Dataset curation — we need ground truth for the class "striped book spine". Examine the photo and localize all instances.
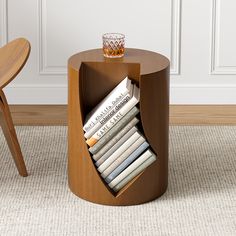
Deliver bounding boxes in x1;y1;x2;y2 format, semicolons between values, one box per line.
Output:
105;141;149;183
94;126;138;163
88;107;139;154
97;132;141;173
84;85;134;139
113;154;156;192
86;85;140;147
83;77;131;132
101;136;145;178
108;149;154;188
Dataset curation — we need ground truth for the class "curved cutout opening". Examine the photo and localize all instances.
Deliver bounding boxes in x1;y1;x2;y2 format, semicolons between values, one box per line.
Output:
79;61;159;197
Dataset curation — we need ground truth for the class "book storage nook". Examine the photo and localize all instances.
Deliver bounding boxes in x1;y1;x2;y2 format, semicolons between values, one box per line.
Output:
68;48;169;206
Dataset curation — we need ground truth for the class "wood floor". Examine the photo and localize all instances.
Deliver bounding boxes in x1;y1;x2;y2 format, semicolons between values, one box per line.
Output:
170;105;236;125
9;105;67;125
8;105;236;125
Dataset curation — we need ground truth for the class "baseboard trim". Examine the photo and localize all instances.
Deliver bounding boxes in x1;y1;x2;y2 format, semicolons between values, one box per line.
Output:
9;105;236;125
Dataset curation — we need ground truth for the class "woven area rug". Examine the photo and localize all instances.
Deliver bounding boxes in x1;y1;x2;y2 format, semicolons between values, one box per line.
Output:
0;126;235;236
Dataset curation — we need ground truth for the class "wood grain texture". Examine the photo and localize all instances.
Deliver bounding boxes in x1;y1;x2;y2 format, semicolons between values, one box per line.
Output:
8;105;236;125
0;38;30;177
170;105;236;125
68;48;169;206
9;105;67;125
0;38;30;89
0;91;27;176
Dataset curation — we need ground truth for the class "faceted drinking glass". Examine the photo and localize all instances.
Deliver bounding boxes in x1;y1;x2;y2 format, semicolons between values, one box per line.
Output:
102;33;125;58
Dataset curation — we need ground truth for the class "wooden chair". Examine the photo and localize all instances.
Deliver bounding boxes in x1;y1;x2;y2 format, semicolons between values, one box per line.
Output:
0;38;31;177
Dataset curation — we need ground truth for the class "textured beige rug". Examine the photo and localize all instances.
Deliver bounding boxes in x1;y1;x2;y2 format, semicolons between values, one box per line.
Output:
0;126;235;236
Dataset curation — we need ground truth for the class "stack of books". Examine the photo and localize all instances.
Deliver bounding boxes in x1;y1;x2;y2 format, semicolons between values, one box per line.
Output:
83;77;157;192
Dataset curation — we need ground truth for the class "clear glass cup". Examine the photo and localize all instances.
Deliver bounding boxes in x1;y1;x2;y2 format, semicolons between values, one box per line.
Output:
102;33;125;58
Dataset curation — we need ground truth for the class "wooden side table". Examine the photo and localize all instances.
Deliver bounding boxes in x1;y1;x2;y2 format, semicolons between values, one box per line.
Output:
68;48;169;206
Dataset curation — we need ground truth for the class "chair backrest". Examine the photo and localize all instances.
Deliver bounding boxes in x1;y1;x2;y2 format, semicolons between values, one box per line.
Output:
0;38;30;89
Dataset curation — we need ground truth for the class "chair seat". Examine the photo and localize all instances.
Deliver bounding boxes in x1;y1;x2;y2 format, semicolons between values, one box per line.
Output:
0;38;30;89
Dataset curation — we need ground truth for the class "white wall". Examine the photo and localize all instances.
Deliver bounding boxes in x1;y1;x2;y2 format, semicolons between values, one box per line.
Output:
1;0;236;104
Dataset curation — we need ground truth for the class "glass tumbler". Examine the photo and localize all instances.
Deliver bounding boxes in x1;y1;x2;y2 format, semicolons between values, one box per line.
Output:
102;33;125;58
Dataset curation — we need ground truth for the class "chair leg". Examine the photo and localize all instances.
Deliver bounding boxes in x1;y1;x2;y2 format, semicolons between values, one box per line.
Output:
0;90;28;177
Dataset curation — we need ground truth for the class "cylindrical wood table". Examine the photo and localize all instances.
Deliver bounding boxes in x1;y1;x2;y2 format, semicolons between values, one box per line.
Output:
68;48;169;206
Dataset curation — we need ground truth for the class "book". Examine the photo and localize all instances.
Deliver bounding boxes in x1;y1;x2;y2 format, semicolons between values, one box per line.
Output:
108;149;155;188
94;126;138;163
90;119;139;156
113;154;156;192
101;136;146;178
104;141;149;183
88;107;139;154
86;85;140;147
83;77;132;133
97;131;141;173
84;85;134;139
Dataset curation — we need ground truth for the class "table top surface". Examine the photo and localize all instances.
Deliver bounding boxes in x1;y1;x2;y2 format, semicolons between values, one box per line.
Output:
68;48;169;75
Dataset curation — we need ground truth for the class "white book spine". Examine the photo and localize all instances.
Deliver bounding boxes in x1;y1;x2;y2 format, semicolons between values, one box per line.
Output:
87;86;139;144
84;89;133;139
94;126;138;163
113;155;156;192
83;77;131;132
88;115;139;155
97;132;141;173
101;136;145;178
108;149;153;188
